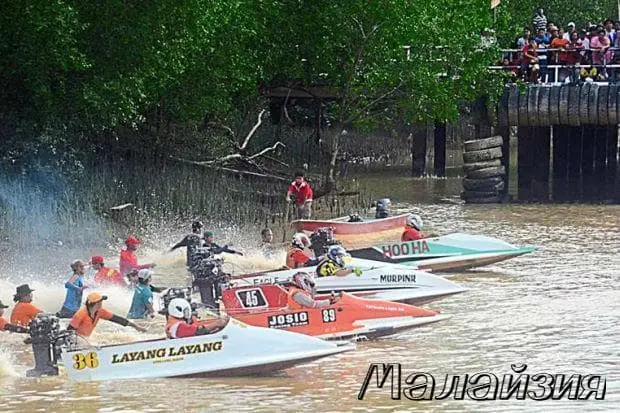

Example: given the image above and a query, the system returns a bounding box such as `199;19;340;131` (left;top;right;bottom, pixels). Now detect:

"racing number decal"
236;289;267;308
322;308;337;323
72;352;99;370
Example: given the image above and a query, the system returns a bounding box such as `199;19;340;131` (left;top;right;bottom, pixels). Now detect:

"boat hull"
222;286;450;340
290;213;408;234
349;233;537;272
60;320;354;382
230;258;467;304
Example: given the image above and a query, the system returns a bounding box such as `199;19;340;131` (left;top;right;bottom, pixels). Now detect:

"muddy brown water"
0;173;618;412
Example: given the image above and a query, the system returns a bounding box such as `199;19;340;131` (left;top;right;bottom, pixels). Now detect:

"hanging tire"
460;192;502;203
463;159;502;174
462;147;503;163
463;177;505;192
466;165;506;179
463;136;504;152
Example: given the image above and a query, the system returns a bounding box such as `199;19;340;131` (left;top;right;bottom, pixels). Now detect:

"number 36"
72;352;99;370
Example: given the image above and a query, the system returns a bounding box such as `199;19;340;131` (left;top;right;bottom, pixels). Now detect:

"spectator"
604;18;616;45
564;22;576;40
566;31;584;65
580;66;598;82
551;28;570;63
534;28;551;45
517;28;531;49
522;37;540;82
532;8;548;32
590;28;612;71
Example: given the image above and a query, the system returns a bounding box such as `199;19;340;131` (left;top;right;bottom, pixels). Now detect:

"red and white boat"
290;213;408;235
221;284;449;340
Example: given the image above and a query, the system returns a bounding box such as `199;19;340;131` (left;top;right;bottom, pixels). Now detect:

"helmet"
293;272;315;294
406;213;423;230
125;235;141;246
137;269;153;281
168;298;191;321
192;220;204;232
90;256;104;265
292;233;311;249
327;245;349;266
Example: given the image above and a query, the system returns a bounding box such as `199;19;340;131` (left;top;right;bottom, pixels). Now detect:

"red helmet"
90;256;104;265
125;235;141;246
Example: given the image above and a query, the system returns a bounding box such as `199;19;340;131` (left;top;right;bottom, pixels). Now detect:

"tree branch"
240;109;266;150
247;141;285;160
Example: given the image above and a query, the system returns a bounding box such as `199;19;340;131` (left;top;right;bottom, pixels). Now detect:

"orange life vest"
286;248;310;269
166;316;182;338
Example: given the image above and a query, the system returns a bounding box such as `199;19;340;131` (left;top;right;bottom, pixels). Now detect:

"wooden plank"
549;85;561;125
581;125;596;200
567;127;583;200
527;86;540;126
538;86;550;127
530;127;551;201
508;84;520;126
517;127;534;200
592;126;608;201
608;85;618;125
579;83;591;126
552;126;570;201
518;87;530;126
587;84;599;125
597;85;609;125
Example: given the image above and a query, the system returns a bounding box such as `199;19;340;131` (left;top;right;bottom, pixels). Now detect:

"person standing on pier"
286;171;313;220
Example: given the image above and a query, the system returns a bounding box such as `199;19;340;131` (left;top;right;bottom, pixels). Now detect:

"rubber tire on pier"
463;135;503;152
462;159;502;174
460;192;502;203
463;177;505;192
466;165;506;180
462;147;503;163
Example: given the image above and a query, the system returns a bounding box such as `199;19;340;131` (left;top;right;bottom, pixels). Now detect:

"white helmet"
168;298;191;321
292;233;311;249
293;272;315;294
327;245;349;266
406;213;423;231
137;269;153;281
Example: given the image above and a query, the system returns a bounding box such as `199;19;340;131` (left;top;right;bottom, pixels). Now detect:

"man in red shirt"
286;171;313;219
402;214;426;241
120;235;156;282
91;256;126;287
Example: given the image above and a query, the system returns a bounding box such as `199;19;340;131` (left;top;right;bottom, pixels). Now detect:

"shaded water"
0;173;618;412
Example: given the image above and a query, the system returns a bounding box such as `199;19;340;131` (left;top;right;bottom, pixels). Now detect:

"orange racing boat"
221;284;449;340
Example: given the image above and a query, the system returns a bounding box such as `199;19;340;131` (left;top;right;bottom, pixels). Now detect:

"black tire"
466;165;506;179
461;189;501;198
462;159;502;173
463;136;503;152
460;192;502;203
462;147;503;163
463;177;505;192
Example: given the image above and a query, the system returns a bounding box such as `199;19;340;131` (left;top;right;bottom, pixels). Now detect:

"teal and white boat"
349;233;538;272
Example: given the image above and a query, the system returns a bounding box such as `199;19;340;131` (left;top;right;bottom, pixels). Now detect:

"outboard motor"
375;198;392;219
26;314;77;377
159;287;198;318
189;249;231;311
309;227;341;257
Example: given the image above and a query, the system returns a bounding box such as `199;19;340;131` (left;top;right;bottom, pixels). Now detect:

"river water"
0;171;618;412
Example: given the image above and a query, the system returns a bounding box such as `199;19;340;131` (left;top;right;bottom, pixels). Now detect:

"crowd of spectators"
499;8;620;83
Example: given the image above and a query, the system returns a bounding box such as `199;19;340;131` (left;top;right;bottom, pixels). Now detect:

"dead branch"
240;109;266;151
169;156;290;182
247;142;285;161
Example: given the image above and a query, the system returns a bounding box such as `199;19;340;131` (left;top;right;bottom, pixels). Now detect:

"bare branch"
346;82;403;124
247;142;285;161
240;109;266;150
206;122;236;139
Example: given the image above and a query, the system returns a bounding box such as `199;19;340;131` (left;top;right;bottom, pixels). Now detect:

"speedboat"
229;258;467;305
290;213;409;235
349;233;538;272
58;319;354;382
221;284;450;340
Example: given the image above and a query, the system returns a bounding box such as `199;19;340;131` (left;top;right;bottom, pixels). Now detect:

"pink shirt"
590;36;611;65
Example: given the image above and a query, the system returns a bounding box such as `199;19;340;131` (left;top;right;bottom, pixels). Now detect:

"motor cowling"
26;314;77;377
309;227;341;257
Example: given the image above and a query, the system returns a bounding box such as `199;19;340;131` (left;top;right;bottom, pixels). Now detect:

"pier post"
552;126;570;201
567;127;583;201
411;123;428;177
433;121;446;177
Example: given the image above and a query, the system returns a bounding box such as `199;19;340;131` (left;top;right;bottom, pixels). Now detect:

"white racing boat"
230;258;467;305
349;233;538;272
28;315;354;382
